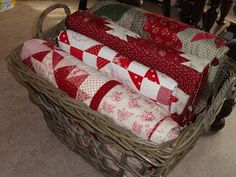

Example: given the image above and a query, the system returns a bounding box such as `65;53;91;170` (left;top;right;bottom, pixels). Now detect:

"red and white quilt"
58;29;189;115
91;1;229;85
20;39;181;144
66;11;211;125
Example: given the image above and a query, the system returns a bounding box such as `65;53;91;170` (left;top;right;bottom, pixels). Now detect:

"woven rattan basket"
9;4;236;177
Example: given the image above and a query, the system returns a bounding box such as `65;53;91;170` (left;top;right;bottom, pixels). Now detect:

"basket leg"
119;0;143;7
79;0;88;10
163;0;171;17
179;0;193;24
210;99;235;132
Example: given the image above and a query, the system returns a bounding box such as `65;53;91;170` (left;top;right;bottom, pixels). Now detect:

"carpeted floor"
0;1;236;177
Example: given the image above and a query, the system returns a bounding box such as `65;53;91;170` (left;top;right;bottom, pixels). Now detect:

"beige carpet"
0;1;236;177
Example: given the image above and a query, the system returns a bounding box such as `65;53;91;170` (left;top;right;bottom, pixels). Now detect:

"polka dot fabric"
20;38;181;145
143;12;188;49
66;11;211;125
91;1;228;60
58;30;191;125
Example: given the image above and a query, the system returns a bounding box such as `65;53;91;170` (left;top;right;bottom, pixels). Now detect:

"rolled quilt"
90;1;229;101
91;1;229;61
58;29;189;116
66;11;210;125
20;39;181;144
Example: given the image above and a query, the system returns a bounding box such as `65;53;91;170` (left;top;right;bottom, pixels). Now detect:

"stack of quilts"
90;0;229;105
21;39;181;144
58;30;189;121
19;5;228;144
66;11;213;126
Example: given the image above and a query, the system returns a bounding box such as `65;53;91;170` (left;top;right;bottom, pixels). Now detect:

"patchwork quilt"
91;0;228;61
66;11;211;125
90;0;229;100
20;39;181;144
58;29;189;116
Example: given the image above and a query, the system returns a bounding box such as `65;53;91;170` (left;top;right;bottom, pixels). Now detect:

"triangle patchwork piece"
32;51;50;62
23;57;36;72
71;46;83;61
59;31;70;45
85;44;104;55
54;66;76;80
54;66;78;98
191;32;215;42
52;51;64;69
144;69;160;84
128;71;143;90
66;67;90;88
97;57;110;69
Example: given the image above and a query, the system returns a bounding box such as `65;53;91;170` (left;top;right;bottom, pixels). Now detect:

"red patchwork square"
156;87;172;105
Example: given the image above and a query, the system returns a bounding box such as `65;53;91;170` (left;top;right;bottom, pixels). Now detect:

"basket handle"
36;4;71;38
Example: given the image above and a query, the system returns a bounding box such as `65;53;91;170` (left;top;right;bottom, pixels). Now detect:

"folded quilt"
58;29;189;116
66;11;210;125
20;39;181;144
91;1;228;61
90;1;229;99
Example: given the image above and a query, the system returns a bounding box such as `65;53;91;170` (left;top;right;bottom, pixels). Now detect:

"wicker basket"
9;4;236;177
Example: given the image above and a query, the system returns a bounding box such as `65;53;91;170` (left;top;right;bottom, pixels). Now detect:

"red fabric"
86;44;104;55
54;66;78;98
90;80;120;110
52;51;64;68
143;13;188;49
128;71;143;90
22;57;36;72
66;11;209;125
21;39;181;144
191;32;215;42
71;46;83;61
32;51;50;62
156;87;173;105
143;12;225;50
97;57;110;69
67;11;205;94
144;69;160;84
